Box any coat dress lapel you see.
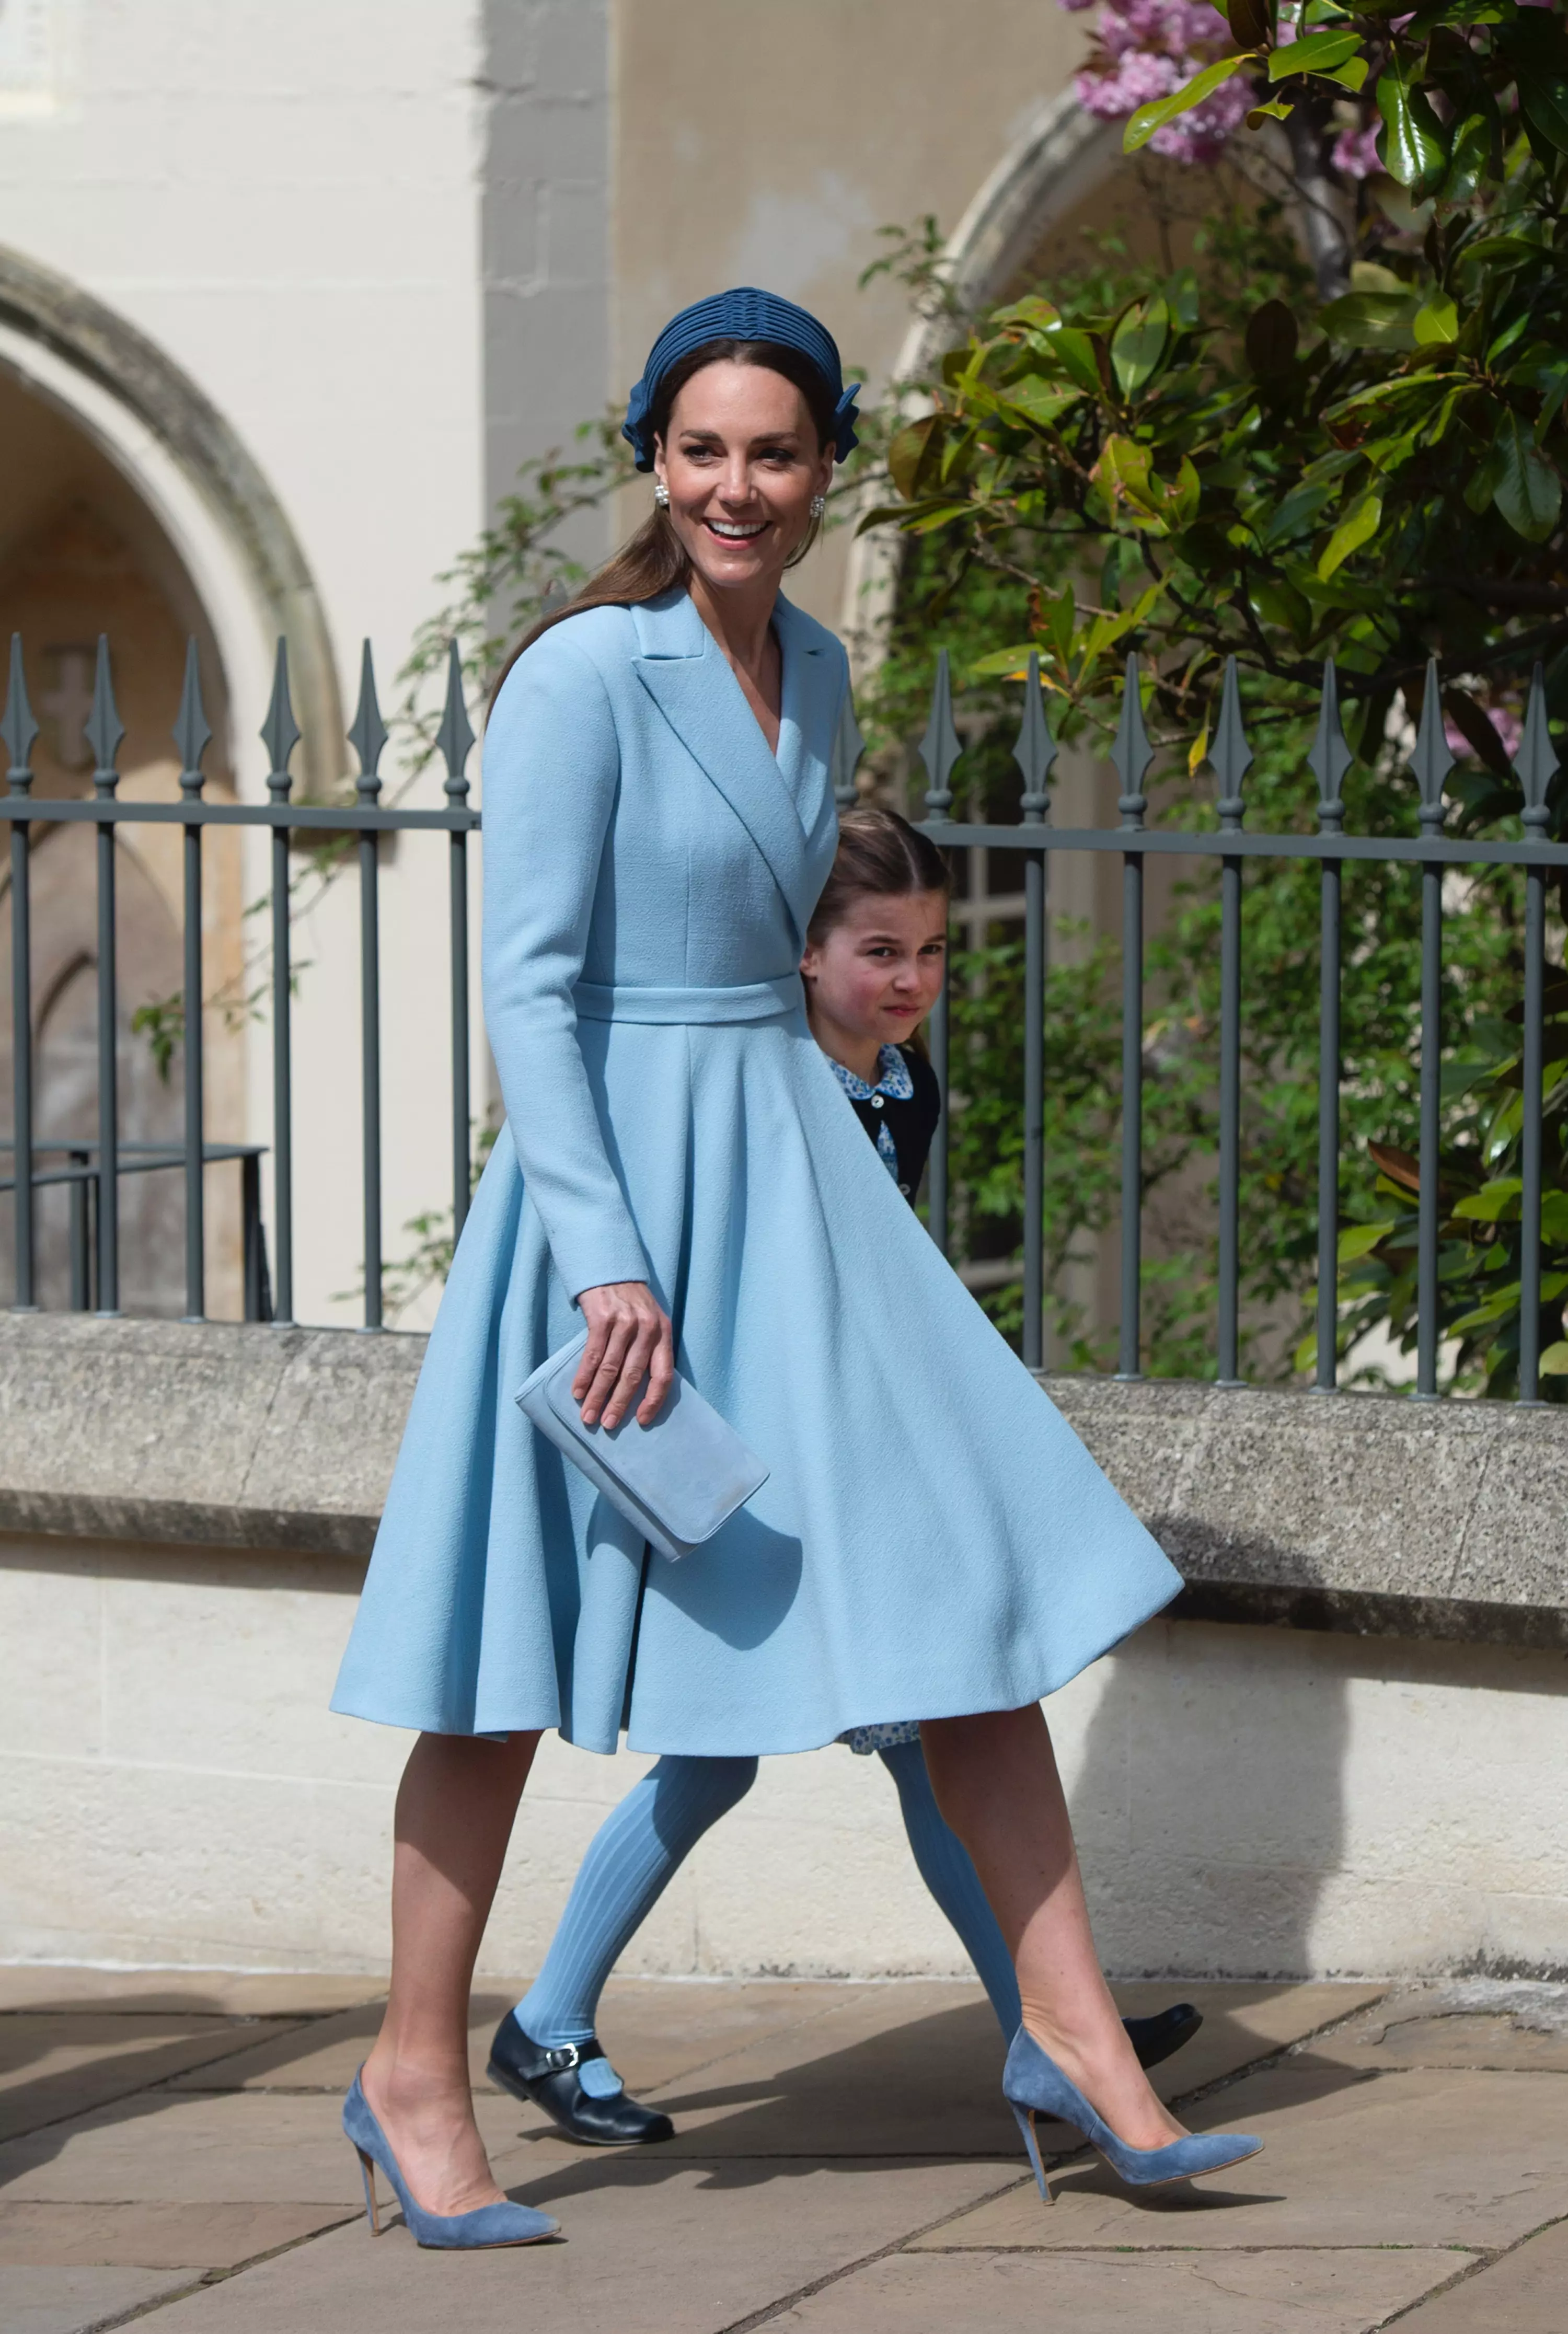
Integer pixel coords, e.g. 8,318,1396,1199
631,590,836,945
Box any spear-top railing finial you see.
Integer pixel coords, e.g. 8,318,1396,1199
261,637,301,802
920,649,961,817
1014,651,1056,824
1111,653,1152,828
1309,656,1353,834
1515,662,1558,835
436,639,476,804
1410,657,1454,834
2,634,38,792
86,636,123,798
349,640,387,805
1212,655,1252,833
173,639,211,801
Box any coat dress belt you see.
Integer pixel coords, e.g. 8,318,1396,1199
572,974,804,1025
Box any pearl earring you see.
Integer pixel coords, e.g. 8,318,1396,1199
654,480,670,507
810,494,826,518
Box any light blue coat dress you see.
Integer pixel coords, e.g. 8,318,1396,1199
331,586,1180,1754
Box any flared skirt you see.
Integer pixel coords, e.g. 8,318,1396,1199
330,1008,1181,1753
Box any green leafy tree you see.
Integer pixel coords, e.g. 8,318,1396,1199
850,4,1568,1389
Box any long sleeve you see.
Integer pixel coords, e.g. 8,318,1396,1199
480,630,651,1300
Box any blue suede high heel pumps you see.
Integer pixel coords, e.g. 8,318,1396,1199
343,2072,559,2248
1002,2027,1263,2204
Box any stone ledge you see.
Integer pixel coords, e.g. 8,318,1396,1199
3,1315,1565,1641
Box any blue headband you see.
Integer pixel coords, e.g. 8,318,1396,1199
622,286,859,471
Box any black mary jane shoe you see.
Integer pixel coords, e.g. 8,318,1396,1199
487,2013,674,2147
1123,2001,1203,2072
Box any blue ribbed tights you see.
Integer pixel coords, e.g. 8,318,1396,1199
513,1742,1020,2083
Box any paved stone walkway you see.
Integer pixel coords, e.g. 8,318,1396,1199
2,1968,1565,2332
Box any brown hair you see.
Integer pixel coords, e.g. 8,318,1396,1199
806,806,951,951
489,339,838,710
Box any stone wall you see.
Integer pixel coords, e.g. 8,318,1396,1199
2,1315,1565,1981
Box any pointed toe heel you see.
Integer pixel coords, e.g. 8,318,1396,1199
342,2072,559,2249
1001,2027,1263,2201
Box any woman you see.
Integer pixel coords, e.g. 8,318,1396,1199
332,286,1259,2248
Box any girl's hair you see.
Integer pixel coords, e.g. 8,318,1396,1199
490,339,837,708
805,806,950,951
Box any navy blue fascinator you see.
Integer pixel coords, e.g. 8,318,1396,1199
622,286,859,471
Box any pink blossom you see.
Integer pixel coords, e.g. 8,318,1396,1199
1063,0,1248,167
1332,124,1382,181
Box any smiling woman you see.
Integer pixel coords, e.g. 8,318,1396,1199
328,286,1253,2251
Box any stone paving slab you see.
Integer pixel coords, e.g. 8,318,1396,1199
0,2199,355,2267
0,2020,308,2145
118,2159,1020,2334
0,1971,385,2017
763,2247,1475,2332
1394,2216,1568,2330
0,2264,196,2333
915,2062,1568,2251
1305,1989,1568,2074
0,2091,372,2208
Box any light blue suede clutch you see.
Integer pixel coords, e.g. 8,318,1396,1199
514,1330,770,1562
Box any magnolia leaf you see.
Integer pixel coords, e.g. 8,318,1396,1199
1097,432,1153,504
1188,718,1211,778
1538,1341,1568,1376
1318,491,1382,581
1269,25,1362,80
1043,325,1105,398
1111,296,1169,399
1520,76,1568,158
1452,1177,1522,1223
1376,62,1448,194
904,501,975,535
1167,267,1201,329
971,643,1050,678
1492,412,1562,545
1351,261,1406,294
1248,98,1294,127
1318,290,1419,350
1226,0,1270,49
1246,298,1298,378
1125,52,1255,155
1321,55,1369,93
998,377,1081,432
1439,111,1494,205
993,295,1063,334
889,414,943,502
1338,1221,1395,1264
1413,291,1459,346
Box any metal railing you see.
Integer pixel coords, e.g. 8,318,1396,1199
4,628,1563,1399
832,645,1562,1404
3,631,478,1331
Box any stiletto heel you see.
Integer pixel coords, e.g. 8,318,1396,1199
1010,2102,1053,2204
355,2147,381,2234
342,2071,559,2249
1002,2027,1262,2201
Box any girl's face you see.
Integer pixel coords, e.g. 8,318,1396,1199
800,889,949,1053
654,361,833,598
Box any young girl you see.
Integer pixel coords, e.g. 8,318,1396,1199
484,808,1198,2144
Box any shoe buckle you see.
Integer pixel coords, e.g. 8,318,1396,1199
543,2043,580,2072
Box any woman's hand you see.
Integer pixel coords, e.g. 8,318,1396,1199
573,1282,675,1429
